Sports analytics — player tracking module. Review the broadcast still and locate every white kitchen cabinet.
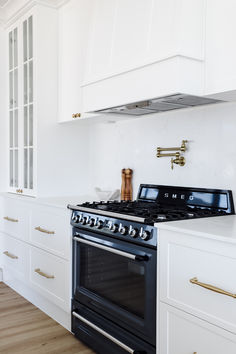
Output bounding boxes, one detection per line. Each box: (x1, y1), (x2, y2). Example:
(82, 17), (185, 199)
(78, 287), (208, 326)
(30, 205), (70, 259)
(158, 225), (236, 353)
(30, 246), (70, 311)
(0, 194), (71, 329)
(8, 15), (35, 196)
(58, 0), (97, 123)
(7, 4), (58, 196)
(0, 198), (30, 241)
(82, 0), (206, 112)
(205, 0), (236, 96)
(159, 303), (236, 354)
(1, 233), (29, 283)
(159, 229), (236, 333)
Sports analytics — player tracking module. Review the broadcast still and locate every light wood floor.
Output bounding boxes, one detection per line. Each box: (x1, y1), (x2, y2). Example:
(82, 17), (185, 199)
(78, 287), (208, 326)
(0, 282), (95, 354)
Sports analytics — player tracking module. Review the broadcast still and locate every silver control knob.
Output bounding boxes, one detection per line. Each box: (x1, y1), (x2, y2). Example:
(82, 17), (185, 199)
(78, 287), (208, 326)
(129, 226), (138, 238)
(139, 227), (150, 241)
(81, 216), (89, 225)
(119, 224), (128, 235)
(109, 223), (118, 233)
(89, 218), (95, 227)
(72, 214), (79, 223)
(95, 219), (104, 229)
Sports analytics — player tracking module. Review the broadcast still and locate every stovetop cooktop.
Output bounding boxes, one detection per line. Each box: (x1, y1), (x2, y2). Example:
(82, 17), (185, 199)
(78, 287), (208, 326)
(69, 185), (235, 225)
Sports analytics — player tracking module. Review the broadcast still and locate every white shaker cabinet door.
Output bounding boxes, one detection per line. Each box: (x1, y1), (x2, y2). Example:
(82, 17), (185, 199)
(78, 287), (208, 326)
(58, 0), (96, 122)
(159, 303), (236, 354)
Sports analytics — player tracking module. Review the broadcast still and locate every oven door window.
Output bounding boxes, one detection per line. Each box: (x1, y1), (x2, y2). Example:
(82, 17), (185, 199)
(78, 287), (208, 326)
(80, 244), (145, 319)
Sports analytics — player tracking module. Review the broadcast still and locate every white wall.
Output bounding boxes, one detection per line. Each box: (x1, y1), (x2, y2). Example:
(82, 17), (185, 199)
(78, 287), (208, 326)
(87, 102), (236, 201)
(0, 27), (7, 192)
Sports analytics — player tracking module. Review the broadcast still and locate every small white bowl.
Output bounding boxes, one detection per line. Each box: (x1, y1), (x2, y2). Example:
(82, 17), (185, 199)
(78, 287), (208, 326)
(95, 188), (120, 201)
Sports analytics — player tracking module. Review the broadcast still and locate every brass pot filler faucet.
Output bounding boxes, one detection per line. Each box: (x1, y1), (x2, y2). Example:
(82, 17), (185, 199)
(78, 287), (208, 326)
(156, 140), (188, 170)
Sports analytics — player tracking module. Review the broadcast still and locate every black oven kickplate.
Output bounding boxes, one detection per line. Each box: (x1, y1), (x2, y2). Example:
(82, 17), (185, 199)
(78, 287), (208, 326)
(72, 301), (156, 354)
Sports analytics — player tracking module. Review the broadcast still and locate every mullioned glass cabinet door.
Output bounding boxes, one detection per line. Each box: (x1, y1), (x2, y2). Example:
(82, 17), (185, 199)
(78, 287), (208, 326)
(8, 15), (34, 196)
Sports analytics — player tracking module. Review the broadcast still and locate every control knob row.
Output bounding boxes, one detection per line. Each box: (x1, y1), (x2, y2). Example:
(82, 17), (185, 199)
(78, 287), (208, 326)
(72, 214), (104, 229)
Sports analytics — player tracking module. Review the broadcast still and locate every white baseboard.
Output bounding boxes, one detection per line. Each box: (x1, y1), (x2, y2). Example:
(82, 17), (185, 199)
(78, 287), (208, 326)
(0, 268), (3, 281)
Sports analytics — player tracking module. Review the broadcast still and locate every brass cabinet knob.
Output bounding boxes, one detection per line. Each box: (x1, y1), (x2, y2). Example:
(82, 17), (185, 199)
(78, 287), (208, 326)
(16, 189), (23, 194)
(72, 113), (81, 119)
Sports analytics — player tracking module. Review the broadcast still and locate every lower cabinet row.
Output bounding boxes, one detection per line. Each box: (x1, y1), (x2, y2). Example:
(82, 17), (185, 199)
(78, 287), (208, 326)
(0, 232), (70, 313)
(159, 303), (236, 354)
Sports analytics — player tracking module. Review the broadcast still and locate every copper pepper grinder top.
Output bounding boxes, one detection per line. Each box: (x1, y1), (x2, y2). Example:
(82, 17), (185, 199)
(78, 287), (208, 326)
(121, 168), (133, 201)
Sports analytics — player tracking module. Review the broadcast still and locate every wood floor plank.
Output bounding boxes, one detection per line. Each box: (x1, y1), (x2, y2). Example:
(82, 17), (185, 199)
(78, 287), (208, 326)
(0, 283), (95, 354)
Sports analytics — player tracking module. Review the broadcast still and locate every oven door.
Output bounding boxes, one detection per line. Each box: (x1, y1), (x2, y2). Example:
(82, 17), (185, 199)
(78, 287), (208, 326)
(72, 229), (156, 346)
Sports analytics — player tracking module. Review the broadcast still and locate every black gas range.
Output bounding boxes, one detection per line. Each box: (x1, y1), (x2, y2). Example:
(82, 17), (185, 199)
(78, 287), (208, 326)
(68, 185), (234, 354)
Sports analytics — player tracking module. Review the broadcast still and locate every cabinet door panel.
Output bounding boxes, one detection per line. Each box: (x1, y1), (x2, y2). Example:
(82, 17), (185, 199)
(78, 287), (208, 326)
(58, 0), (96, 122)
(160, 303), (236, 354)
(160, 230), (236, 334)
(1, 234), (29, 282)
(29, 247), (70, 311)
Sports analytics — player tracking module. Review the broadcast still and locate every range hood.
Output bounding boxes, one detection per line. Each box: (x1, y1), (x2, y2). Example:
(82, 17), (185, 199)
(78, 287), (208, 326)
(94, 93), (224, 116)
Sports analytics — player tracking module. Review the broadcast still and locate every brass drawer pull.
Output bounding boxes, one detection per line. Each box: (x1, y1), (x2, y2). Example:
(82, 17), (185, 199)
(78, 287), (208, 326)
(72, 113), (81, 119)
(3, 216), (18, 223)
(190, 277), (236, 298)
(34, 268), (55, 279)
(3, 251), (18, 259)
(35, 226), (55, 235)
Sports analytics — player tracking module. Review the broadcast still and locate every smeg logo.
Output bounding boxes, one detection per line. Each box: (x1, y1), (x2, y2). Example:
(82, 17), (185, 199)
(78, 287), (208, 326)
(164, 193), (194, 201)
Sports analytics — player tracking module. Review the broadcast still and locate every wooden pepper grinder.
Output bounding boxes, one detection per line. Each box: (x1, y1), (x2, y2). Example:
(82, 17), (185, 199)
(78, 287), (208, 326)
(121, 168), (133, 201)
(121, 169), (126, 201)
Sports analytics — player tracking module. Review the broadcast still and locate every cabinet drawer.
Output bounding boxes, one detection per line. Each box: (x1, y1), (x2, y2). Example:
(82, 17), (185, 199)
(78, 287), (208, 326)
(159, 303), (236, 354)
(159, 230), (236, 333)
(1, 233), (29, 281)
(29, 247), (70, 311)
(0, 200), (29, 241)
(30, 207), (70, 259)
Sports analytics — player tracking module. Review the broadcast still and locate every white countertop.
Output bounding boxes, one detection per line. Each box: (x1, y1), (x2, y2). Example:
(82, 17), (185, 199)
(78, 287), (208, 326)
(156, 215), (236, 244)
(0, 192), (97, 209)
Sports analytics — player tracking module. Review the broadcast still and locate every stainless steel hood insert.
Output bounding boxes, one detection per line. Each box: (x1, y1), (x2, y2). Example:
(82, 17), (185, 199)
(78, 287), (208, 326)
(94, 93), (224, 116)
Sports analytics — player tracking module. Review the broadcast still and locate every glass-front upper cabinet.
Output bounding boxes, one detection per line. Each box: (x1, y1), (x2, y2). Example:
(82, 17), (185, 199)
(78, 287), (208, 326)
(8, 15), (35, 196)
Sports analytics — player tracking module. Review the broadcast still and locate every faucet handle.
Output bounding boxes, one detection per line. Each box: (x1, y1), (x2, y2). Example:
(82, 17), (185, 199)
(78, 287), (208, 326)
(180, 140), (188, 152)
(171, 156), (185, 169)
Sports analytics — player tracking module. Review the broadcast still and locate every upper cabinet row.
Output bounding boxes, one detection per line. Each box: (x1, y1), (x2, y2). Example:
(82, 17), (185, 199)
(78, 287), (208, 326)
(59, 0), (236, 121)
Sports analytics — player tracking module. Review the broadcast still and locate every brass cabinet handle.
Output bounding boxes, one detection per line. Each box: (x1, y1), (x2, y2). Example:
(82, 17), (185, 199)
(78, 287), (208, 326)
(3, 251), (18, 259)
(35, 226), (55, 235)
(3, 216), (18, 223)
(34, 268), (55, 279)
(190, 277), (236, 299)
(16, 189), (23, 193)
(72, 113), (81, 119)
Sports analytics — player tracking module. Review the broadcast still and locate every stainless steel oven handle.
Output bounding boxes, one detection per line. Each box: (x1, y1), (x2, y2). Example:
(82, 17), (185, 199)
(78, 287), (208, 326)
(72, 311), (142, 354)
(73, 236), (148, 261)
